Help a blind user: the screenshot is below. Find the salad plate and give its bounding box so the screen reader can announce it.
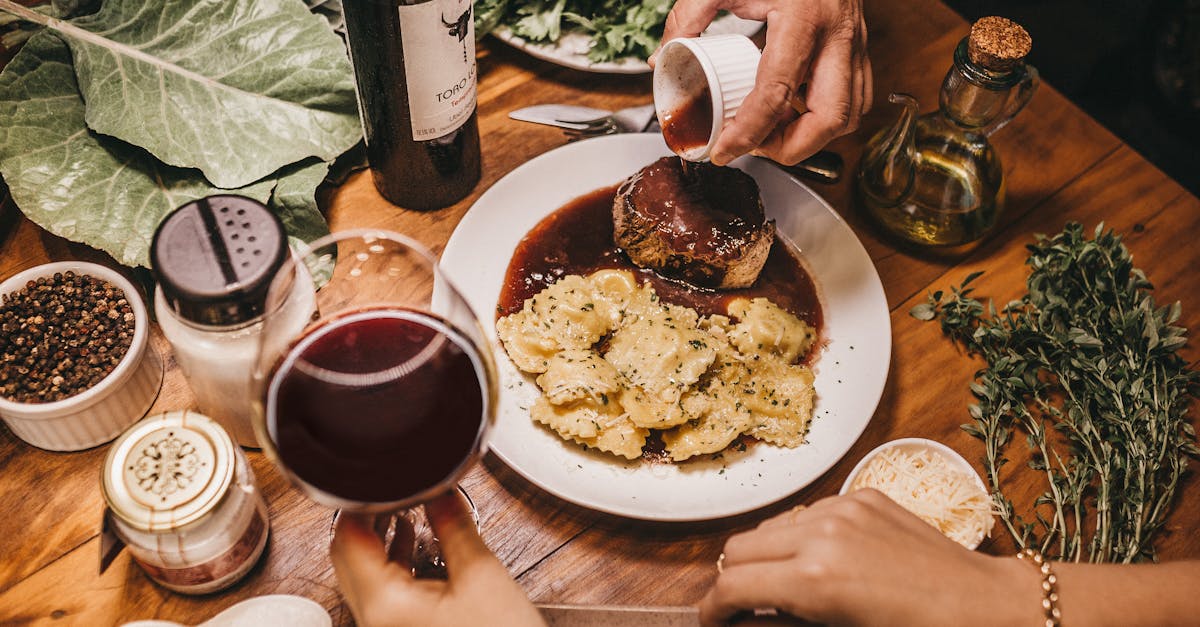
[441,134,890,520]
[491,13,762,75]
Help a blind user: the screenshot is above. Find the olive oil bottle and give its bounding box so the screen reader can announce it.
[858,17,1038,247]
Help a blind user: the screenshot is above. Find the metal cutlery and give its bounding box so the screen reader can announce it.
[535,603,813,626]
[536,603,699,626]
[509,103,658,135]
[508,104,843,184]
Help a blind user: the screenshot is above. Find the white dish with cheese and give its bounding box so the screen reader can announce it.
[841,438,995,550]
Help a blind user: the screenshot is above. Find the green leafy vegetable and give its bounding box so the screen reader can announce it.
[568,0,670,62]
[272,146,338,288]
[913,223,1199,563]
[477,0,673,63]
[514,0,568,42]
[7,0,360,189]
[0,0,353,267]
[269,158,331,246]
[473,0,511,40]
[0,32,276,266]
[305,0,345,35]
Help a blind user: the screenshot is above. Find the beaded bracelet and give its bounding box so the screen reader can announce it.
[1016,548,1062,627]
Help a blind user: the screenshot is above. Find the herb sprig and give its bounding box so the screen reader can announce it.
[912,223,1199,563]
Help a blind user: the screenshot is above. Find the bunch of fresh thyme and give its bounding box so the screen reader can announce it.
[911,223,1199,563]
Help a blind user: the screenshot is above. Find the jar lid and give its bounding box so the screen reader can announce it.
[150,195,287,327]
[102,410,236,533]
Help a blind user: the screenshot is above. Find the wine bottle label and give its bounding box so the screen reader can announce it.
[398,0,478,141]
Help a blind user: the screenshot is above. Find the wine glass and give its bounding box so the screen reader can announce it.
[251,229,497,574]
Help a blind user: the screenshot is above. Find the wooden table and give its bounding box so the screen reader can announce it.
[2,0,1198,624]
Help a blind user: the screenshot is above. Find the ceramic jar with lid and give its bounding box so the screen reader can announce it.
[101,410,270,594]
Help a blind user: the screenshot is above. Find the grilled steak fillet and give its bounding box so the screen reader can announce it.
[613,157,774,289]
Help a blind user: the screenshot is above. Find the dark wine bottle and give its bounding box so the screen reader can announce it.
[342,0,482,211]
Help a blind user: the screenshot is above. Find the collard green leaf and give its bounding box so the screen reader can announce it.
[0,31,275,266]
[270,158,334,287]
[49,0,98,18]
[269,157,331,246]
[306,0,346,35]
[47,0,360,188]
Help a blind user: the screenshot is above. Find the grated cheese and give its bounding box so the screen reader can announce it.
[849,447,995,548]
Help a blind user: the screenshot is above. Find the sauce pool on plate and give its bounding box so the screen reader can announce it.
[497,184,823,334]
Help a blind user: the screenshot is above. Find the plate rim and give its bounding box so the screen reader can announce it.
[442,134,890,521]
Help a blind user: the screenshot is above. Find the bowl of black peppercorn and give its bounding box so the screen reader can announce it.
[0,262,163,451]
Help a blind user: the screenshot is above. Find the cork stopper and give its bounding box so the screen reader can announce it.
[967,16,1031,72]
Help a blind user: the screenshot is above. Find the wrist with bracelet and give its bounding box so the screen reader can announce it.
[1016,548,1062,627]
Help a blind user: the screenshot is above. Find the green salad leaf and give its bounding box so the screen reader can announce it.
[514,0,568,42]
[474,0,511,39]
[38,0,360,189]
[0,30,331,267]
[477,0,673,63]
[570,0,670,62]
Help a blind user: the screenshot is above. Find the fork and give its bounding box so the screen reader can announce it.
[563,119,621,140]
[560,105,659,140]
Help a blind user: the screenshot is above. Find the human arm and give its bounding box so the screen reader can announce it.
[701,489,1200,626]
[653,0,871,166]
[1052,561,1200,627]
[330,490,546,627]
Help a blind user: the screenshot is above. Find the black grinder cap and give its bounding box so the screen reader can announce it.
[151,195,288,327]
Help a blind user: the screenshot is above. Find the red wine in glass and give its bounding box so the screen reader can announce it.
[266,307,488,508]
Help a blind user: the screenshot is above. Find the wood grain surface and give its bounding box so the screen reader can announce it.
[2,0,1198,625]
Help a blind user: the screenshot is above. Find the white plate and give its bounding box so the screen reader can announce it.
[441,134,890,521]
[492,14,763,75]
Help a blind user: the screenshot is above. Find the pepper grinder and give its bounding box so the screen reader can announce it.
[151,195,315,447]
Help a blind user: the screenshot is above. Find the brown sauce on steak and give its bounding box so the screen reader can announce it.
[497,184,823,333]
[618,156,765,261]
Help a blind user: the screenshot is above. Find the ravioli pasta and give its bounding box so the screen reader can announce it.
[497,270,818,461]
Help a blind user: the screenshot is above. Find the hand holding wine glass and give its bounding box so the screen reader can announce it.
[331,489,546,627]
[253,229,497,572]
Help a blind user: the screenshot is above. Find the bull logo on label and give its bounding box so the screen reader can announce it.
[443,6,472,42]
[442,4,473,65]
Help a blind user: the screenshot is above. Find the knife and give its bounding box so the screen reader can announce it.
[535,604,816,626]
[536,604,699,627]
[508,104,843,184]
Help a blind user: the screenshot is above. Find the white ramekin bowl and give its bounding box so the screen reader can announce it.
[0,261,163,451]
[840,437,991,550]
[653,34,761,161]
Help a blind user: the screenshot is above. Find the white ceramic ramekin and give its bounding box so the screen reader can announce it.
[840,437,992,550]
[0,261,163,451]
[653,34,761,161]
